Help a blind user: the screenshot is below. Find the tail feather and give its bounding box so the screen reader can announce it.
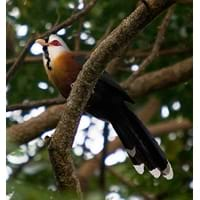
[109,104,173,180]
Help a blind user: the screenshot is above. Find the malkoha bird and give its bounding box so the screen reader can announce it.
[36,34,173,180]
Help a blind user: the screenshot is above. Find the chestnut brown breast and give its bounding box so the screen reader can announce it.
[48,52,82,98]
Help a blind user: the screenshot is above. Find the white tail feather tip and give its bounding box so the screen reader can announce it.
[149,168,161,178]
[126,147,136,157]
[133,163,144,174]
[162,162,174,180]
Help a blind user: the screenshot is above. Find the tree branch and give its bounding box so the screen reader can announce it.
[74,18,83,51]
[6,35,35,82]
[45,0,175,193]
[6,97,65,112]
[122,57,192,98]
[6,46,192,66]
[126,46,192,58]
[6,56,42,65]
[124,5,175,85]
[7,105,64,151]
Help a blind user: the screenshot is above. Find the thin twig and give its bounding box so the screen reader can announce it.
[6,35,35,82]
[6,50,89,65]
[6,46,191,66]
[6,0,98,82]
[123,6,175,86]
[53,7,61,27]
[126,46,192,58]
[6,56,42,65]
[6,97,65,112]
[74,18,84,51]
[39,0,97,38]
[74,0,86,51]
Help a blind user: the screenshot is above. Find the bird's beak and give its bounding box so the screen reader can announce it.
[35,38,49,46]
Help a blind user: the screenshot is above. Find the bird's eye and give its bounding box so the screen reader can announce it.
[49,40,62,46]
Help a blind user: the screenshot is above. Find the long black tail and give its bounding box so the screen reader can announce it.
[109,104,173,180]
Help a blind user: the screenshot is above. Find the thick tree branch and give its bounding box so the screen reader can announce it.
[6,0,97,82]
[122,57,192,98]
[45,0,175,193]
[7,105,64,151]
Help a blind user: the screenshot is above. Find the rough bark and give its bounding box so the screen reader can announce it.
[7,105,64,152]
[122,57,192,98]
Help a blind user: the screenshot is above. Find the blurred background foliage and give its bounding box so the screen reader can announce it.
[6,0,192,199]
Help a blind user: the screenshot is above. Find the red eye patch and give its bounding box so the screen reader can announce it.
[49,40,62,46]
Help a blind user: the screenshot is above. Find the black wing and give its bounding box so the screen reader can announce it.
[72,52,134,104]
[98,71,134,104]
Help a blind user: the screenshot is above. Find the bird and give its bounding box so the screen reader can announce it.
[36,34,173,180]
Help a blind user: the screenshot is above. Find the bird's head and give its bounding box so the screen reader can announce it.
[35,34,70,70]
